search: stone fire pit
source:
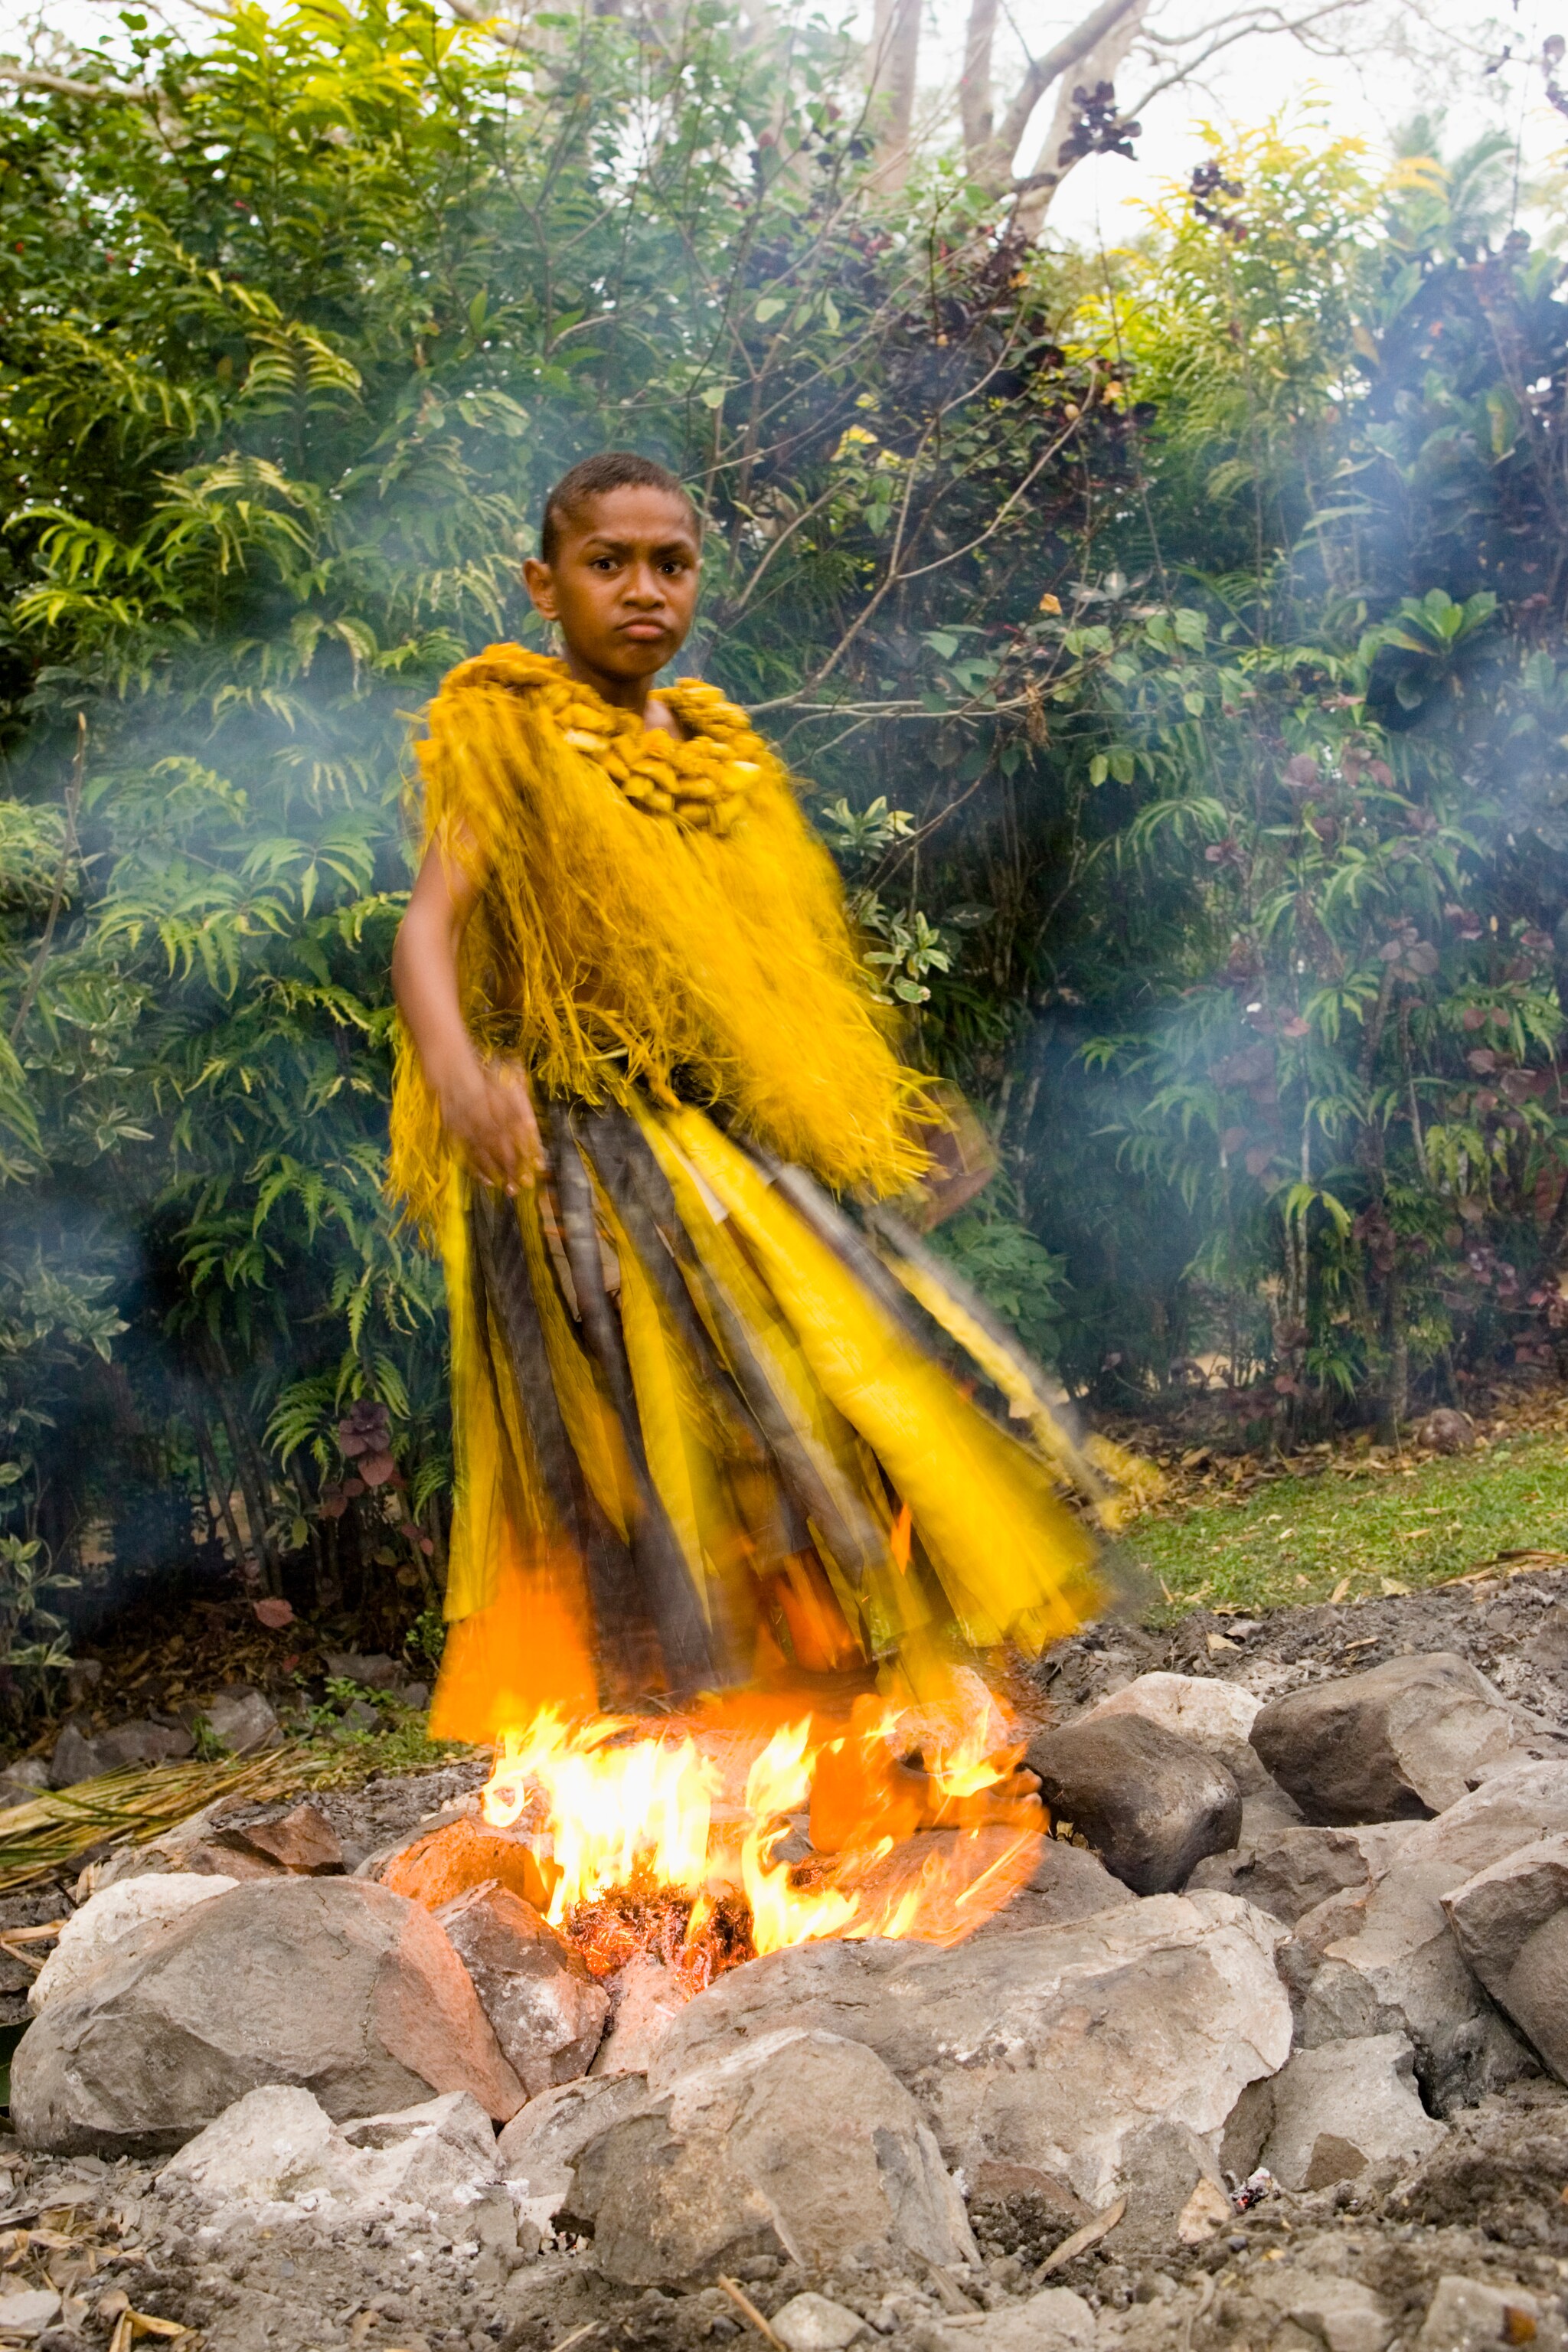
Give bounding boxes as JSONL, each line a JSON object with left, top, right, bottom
{"left": 6, "top": 1573, "right": 1568, "bottom": 2350}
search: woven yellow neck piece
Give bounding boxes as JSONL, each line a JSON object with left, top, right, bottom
{"left": 513, "top": 648, "right": 769, "bottom": 835}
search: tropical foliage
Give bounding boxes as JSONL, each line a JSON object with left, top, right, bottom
{"left": 0, "top": 2, "right": 1565, "bottom": 1694}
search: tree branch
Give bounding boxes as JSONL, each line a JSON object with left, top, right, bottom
{"left": 0, "top": 60, "right": 154, "bottom": 100}
{"left": 969, "top": 0, "right": 1142, "bottom": 191}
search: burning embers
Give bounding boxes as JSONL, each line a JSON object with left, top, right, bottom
{"left": 476, "top": 1672, "right": 1045, "bottom": 1994}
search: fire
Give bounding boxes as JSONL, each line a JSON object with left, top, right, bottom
{"left": 478, "top": 1667, "right": 1045, "bottom": 1986}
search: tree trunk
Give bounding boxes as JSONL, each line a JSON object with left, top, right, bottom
{"left": 1014, "top": 0, "right": 1148, "bottom": 237}
{"left": 959, "top": 0, "right": 998, "bottom": 157}
{"left": 868, "top": 0, "right": 921, "bottom": 186}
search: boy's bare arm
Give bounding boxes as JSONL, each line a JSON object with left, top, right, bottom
{"left": 392, "top": 838, "right": 544, "bottom": 1191}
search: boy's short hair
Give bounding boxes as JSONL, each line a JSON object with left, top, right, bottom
{"left": 540, "top": 452, "right": 701, "bottom": 565}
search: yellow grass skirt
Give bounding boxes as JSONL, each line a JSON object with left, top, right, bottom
{"left": 430, "top": 1098, "right": 1102, "bottom": 1741}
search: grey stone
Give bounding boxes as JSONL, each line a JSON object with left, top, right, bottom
{"left": 1416, "top": 2276, "right": 1541, "bottom": 2351}
{"left": 0, "top": 2286, "right": 60, "bottom": 2337}
{"left": 48, "top": 1723, "right": 103, "bottom": 1788}
{"left": 926, "top": 2290, "right": 1095, "bottom": 2352}
{"left": 338, "top": 1697, "right": 381, "bottom": 1734}
{"left": 1442, "top": 1833, "right": 1568, "bottom": 2081}
{"left": 1270, "top": 2275, "right": 1394, "bottom": 2352}
{"left": 969, "top": 1836, "right": 1134, "bottom": 1941}
{"left": 1286, "top": 1759, "right": 1568, "bottom": 2109}
{"left": 770, "top": 2293, "right": 870, "bottom": 2351}
{"left": 30, "top": 1872, "right": 240, "bottom": 2012}
{"left": 652, "top": 1891, "right": 1292, "bottom": 2209}
{"left": 436, "top": 1881, "right": 608, "bottom": 2095}
{"left": 1250, "top": 1653, "right": 1517, "bottom": 1824}
{"left": 0, "top": 1759, "right": 47, "bottom": 1811}
{"left": 208, "top": 1802, "right": 344, "bottom": 1876}
{"left": 158, "top": 2083, "right": 501, "bottom": 2219}
{"left": 496, "top": 2070, "right": 655, "bottom": 2236}
{"left": 1188, "top": 1824, "right": 1416, "bottom": 1926}
{"left": 1108, "top": 2118, "right": 1231, "bottom": 2261}
{"left": 1022, "top": 1716, "right": 1242, "bottom": 1894}
{"left": 1086, "top": 1671, "right": 1302, "bottom": 1826}
{"left": 10, "top": 1875, "right": 524, "bottom": 2156}
{"left": 563, "top": 2026, "right": 975, "bottom": 2285}
{"left": 591, "top": 1953, "right": 686, "bottom": 2076}
{"left": 1240, "top": 2034, "right": 1445, "bottom": 2191}
{"left": 324, "top": 1652, "right": 401, "bottom": 1688}
{"left": 95, "top": 1719, "right": 194, "bottom": 1769}
{"left": 201, "top": 1687, "right": 282, "bottom": 1755}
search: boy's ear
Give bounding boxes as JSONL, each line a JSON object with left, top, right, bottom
{"left": 522, "top": 555, "right": 557, "bottom": 618}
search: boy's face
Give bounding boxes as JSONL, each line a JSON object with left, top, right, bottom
{"left": 524, "top": 486, "right": 701, "bottom": 688}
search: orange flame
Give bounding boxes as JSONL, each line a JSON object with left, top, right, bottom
{"left": 478, "top": 1668, "right": 1045, "bottom": 1976}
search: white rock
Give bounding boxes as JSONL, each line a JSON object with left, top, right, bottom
{"left": 158, "top": 2083, "right": 500, "bottom": 2221}
{"left": 156, "top": 2083, "right": 348, "bottom": 2206}
{"left": 1086, "top": 1672, "right": 1261, "bottom": 1749}
{"left": 930, "top": 2289, "right": 1096, "bottom": 2352}
{"left": 591, "top": 1952, "right": 687, "bottom": 2076}
{"left": 770, "top": 2292, "right": 870, "bottom": 2351}
{"left": 1254, "top": 2036, "right": 1445, "bottom": 2191}
{"left": 0, "top": 2286, "right": 60, "bottom": 2337}
{"left": 341, "top": 2089, "right": 502, "bottom": 2209}
{"left": 31, "top": 1872, "right": 238, "bottom": 2011}
{"left": 1416, "top": 2275, "right": 1540, "bottom": 2351}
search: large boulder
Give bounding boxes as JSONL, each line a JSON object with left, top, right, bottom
{"left": 1285, "top": 1759, "right": 1568, "bottom": 2109}
{"left": 1188, "top": 1823, "right": 1416, "bottom": 1927}
{"left": 1442, "top": 1834, "right": 1568, "bottom": 2082}
{"left": 11, "top": 1877, "right": 524, "bottom": 2156}
{"left": 1082, "top": 1671, "right": 1305, "bottom": 1836}
{"left": 29, "top": 1873, "right": 239, "bottom": 2012}
{"left": 1223, "top": 2034, "right": 1445, "bottom": 2192}
{"left": 1022, "top": 1717, "right": 1242, "bottom": 1895}
{"left": 1082, "top": 1670, "right": 1259, "bottom": 1755}
{"left": 1250, "top": 1654, "right": 1517, "bottom": 1825}
{"left": 436, "top": 1881, "right": 608, "bottom": 2094}
{"left": 651, "top": 1891, "right": 1291, "bottom": 2208}
{"left": 561, "top": 2027, "right": 976, "bottom": 2285}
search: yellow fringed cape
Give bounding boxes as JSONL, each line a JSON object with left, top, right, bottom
{"left": 387, "top": 648, "right": 1102, "bottom": 1735}
{"left": 388, "top": 645, "right": 933, "bottom": 1232}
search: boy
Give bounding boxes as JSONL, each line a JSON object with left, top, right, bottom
{"left": 390, "top": 452, "right": 1099, "bottom": 1736}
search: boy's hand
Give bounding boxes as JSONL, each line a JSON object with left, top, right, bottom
{"left": 439, "top": 1060, "right": 545, "bottom": 1192}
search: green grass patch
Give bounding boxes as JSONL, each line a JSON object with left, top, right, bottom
{"left": 1128, "top": 1431, "right": 1568, "bottom": 1617}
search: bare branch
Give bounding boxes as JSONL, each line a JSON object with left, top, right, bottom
{"left": 969, "top": 0, "right": 1142, "bottom": 191}
{"left": 1014, "top": 0, "right": 1149, "bottom": 234}
{"left": 0, "top": 60, "right": 155, "bottom": 100}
